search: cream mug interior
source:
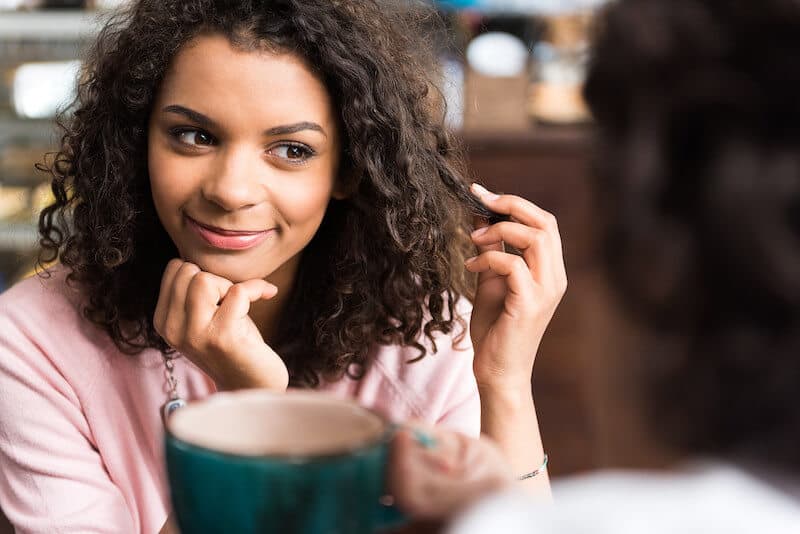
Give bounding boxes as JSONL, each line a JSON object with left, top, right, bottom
{"left": 165, "top": 390, "right": 402, "bottom": 534}
{"left": 168, "top": 390, "right": 387, "bottom": 457}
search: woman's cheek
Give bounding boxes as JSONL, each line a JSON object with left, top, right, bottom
{"left": 274, "top": 176, "right": 335, "bottom": 222}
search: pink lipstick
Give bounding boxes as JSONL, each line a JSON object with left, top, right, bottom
{"left": 186, "top": 216, "right": 273, "bottom": 251}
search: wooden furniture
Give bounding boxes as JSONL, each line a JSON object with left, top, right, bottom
{"left": 464, "top": 125, "right": 602, "bottom": 476}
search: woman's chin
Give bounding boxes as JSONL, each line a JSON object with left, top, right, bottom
{"left": 179, "top": 252, "right": 274, "bottom": 283}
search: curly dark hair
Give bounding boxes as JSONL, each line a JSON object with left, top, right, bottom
{"left": 38, "top": 0, "right": 478, "bottom": 387}
{"left": 585, "top": 0, "right": 800, "bottom": 469}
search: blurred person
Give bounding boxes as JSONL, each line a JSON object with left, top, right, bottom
{"left": 389, "top": 0, "right": 800, "bottom": 531}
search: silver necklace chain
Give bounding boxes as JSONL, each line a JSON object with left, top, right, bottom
{"left": 161, "top": 353, "right": 186, "bottom": 423}
{"left": 163, "top": 353, "right": 180, "bottom": 400}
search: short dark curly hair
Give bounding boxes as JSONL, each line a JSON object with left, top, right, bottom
{"left": 585, "top": 0, "right": 800, "bottom": 468}
{"left": 38, "top": 0, "right": 476, "bottom": 387}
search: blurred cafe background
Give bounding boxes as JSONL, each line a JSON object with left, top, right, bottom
{"left": 0, "top": 0, "right": 627, "bottom": 530}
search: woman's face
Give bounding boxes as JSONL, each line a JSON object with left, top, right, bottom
{"left": 148, "top": 34, "right": 342, "bottom": 285}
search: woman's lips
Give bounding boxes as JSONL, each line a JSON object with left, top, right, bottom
{"left": 186, "top": 216, "right": 273, "bottom": 251}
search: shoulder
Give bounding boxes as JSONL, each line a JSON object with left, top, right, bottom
{"left": 0, "top": 266, "right": 120, "bottom": 384}
{"left": 0, "top": 266, "right": 81, "bottom": 324}
{"left": 452, "top": 463, "right": 800, "bottom": 534}
{"left": 0, "top": 266, "right": 94, "bottom": 349}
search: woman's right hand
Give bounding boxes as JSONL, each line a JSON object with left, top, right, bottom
{"left": 153, "top": 259, "right": 289, "bottom": 392}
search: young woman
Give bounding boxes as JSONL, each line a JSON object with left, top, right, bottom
{"left": 0, "top": 1, "right": 565, "bottom": 532}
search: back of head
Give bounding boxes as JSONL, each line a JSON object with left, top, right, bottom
{"left": 584, "top": 0, "right": 800, "bottom": 470}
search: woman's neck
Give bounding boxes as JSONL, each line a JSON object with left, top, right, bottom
{"left": 249, "top": 253, "right": 302, "bottom": 346}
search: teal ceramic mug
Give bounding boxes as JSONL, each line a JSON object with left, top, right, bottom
{"left": 164, "top": 390, "right": 405, "bottom": 534}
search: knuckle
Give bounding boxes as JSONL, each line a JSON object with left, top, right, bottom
{"left": 189, "top": 272, "right": 214, "bottom": 292}
{"left": 178, "top": 262, "right": 200, "bottom": 277}
{"left": 227, "top": 284, "right": 247, "bottom": 299}
{"left": 507, "top": 194, "right": 524, "bottom": 206}
{"left": 495, "top": 221, "right": 512, "bottom": 233}
{"left": 167, "top": 258, "right": 183, "bottom": 271}
{"left": 194, "top": 271, "right": 214, "bottom": 284}
{"left": 528, "top": 228, "right": 546, "bottom": 245}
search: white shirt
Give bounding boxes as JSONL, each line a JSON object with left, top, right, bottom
{"left": 449, "top": 462, "right": 800, "bottom": 534}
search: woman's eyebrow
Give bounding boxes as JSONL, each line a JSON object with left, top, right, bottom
{"left": 162, "top": 105, "right": 326, "bottom": 138}
{"left": 162, "top": 104, "right": 216, "bottom": 129}
{"left": 264, "top": 122, "right": 326, "bottom": 138}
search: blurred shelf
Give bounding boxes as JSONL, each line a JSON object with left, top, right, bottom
{"left": 0, "top": 221, "right": 37, "bottom": 251}
{"left": 0, "top": 10, "right": 101, "bottom": 40}
{"left": 461, "top": 124, "right": 593, "bottom": 153}
{"left": 0, "top": 173, "right": 47, "bottom": 187}
{"left": 0, "top": 117, "right": 61, "bottom": 144}
{"left": 435, "top": 0, "right": 608, "bottom": 15}
{"left": 0, "top": 9, "right": 96, "bottom": 272}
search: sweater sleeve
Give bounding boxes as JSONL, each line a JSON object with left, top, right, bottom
{"left": 433, "top": 359, "right": 481, "bottom": 438}
{"left": 0, "top": 316, "right": 137, "bottom": 534}
{"left": 430, "top": 296, "right": 481, "bottom": 438}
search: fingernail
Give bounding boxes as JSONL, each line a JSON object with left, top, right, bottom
{"left": 471, "top": 183, "right": 500, "bottom": 201}
{"left": 464, "top": 256, "right": 477, "bottom": 265}
{"left": 471, "top": 226, "right": 489, "bottom": 237}
{"left": 413, "top": 430, "right": 437, "bottom": 449}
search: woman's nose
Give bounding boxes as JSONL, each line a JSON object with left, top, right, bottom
{"left": 201, "top": 146, "right": 265, "bottom": 212}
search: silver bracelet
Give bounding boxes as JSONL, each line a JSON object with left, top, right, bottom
{"left": 517, "top": 453, "right": 549, "bottom": 481}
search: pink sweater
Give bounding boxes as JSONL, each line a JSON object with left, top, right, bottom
{"left": 0, "top": 270, "right": 479, "bottom": 533}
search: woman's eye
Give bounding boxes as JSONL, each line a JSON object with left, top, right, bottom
{"left": 269, "top": 144, "right": 314, "bottom": 163}
{"left": 172, "top": 129, "right": 215, "bottom": 147}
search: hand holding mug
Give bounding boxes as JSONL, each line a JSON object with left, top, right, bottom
{"left": 388, "top": 424, "right": 513, "bottom": 521}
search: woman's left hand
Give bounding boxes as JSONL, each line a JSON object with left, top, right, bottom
{"left": 466, "top": 183, "right": 567, "bottom": 395}
{"left": 388, "top": 424, "right": 513, "bottom": 521}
